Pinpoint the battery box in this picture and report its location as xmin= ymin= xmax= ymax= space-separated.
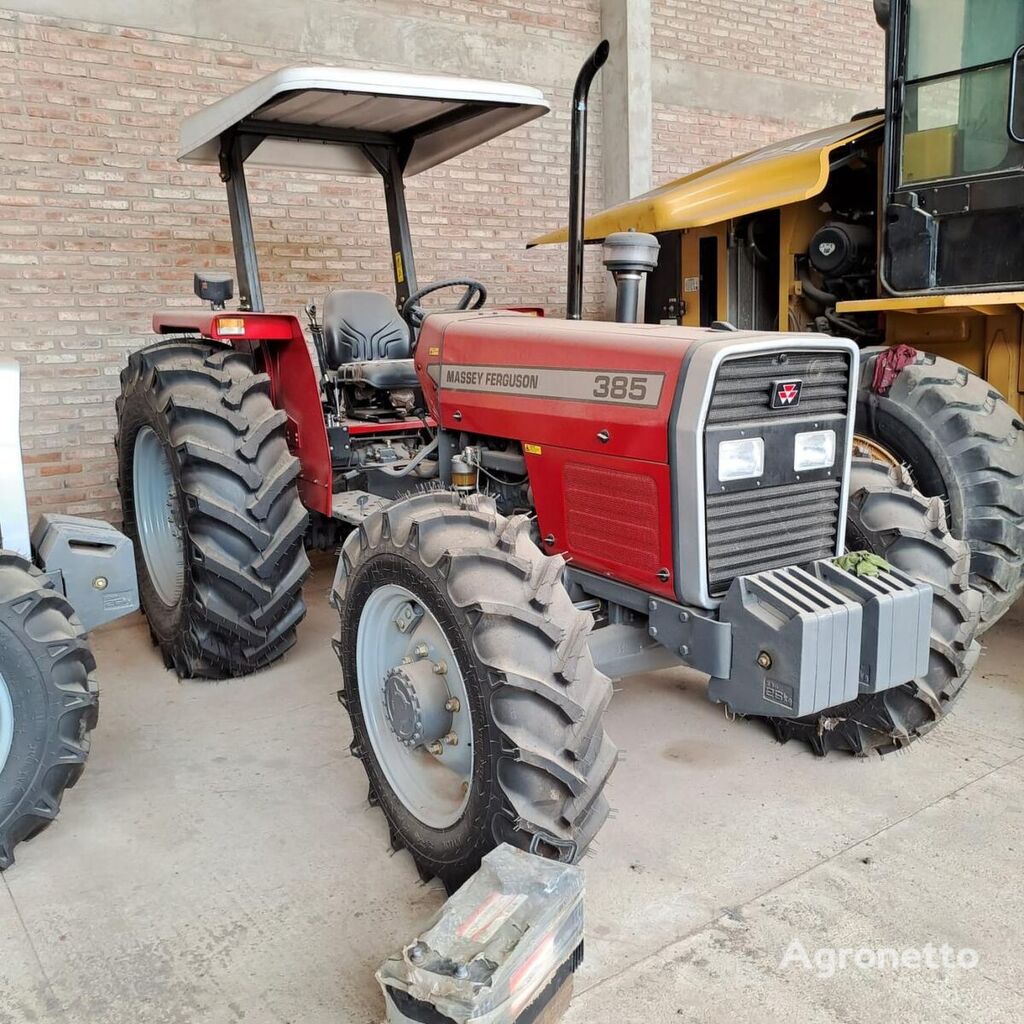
xmin=379 ymin=844 xmax=584 ymax=1024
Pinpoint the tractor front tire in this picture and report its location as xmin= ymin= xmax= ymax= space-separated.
xmin=332 ymin=492 xmax=617 ymax=892
xmin=768 ymin=459 xmax=981 ymax=756
xmin=857 ymin=350 xmax=1024 ymax=631
xmin=0 ymin=551 xmax=98 ymax=869
xmin=116 ymin=339 xmax=310 ymax=679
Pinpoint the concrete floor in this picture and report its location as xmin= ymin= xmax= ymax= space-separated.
xmin=2 ymin=557 xmax=1023 ymax=1024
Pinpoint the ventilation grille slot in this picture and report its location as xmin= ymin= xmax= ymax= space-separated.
xmin=705 ymin=478 xmax=842 ymax=596
xmin=564 ymin=463 xmax=661 ymax=573
xmin=707 ymin=351 xmax=850 ymax=425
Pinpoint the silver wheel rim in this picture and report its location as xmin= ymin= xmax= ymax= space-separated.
xmin=356 ymin=583 xmax=474 ymax=828
xmin=133 ymin=425 xmax=185 ymax=607
xmin=0 ymin=668 xmax=14 ymax=776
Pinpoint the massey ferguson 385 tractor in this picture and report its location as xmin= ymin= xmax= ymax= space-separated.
xmin=534 ymin=1 xmax=1024 ymax=635
xmin=119 ymin=50 xmax=980 ymax=889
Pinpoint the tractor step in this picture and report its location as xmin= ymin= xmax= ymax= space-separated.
xmin=332 ymin=490 xmax=392 ymax=525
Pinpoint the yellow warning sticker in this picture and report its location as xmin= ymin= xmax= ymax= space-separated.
xmin=523 ymin=443 xmax=542 ymax=455
xmin=428 ymin=346 xmax=440 ymax=356
xmin=394 ymin=252 xmax=404 ymax=283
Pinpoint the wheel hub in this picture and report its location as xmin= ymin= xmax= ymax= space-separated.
xmin=132 ymin=425 xmax=185 ymax=607
xmin=356 ymin=583 xmax=474 ymax=828
xmin=0 ymin=667 xmax=13 ymax=776
xmin=852 ymin=432 xmax=905 ymax=472
xmin=383 ymin=661 xmax=453 ymax=748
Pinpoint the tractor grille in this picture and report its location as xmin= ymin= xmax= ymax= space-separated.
xmin=706 ymin=350 xmax=851 ymax=425
xmin=706 ymin=478 xmax=843 ymax=596
xmin=704 ymin=349 xmax=851 ymax=598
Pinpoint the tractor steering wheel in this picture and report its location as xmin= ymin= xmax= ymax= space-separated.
xmin=401 ymin=278 xmax=487 ymax=330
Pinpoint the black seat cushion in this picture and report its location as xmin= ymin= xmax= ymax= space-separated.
xmin=335 ymin=359 xmax=420 ymax=390
xmin=322 ymin=289 xmax=411 ymax=368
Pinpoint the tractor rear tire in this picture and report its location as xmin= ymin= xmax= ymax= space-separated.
xmin=856 ymin=349 xmax=1024 ymax=632
xmin=332 ymin=491 xmax=617 ymax=892
xmin=0 ymin=551 xmax=98 ymax=869
xmin=116 ymin=338 xmax=310 ymax=679
xmin=768 ymin=459 xmax=981 ymax=756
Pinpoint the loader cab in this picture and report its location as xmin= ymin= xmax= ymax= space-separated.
xmin=880 ymin=0 xmax=1024 ymax=292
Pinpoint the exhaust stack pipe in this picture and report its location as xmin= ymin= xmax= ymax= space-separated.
xmin=566 ymin=39 xmax=609 ymax=320
xmin=603 ymin=231 xmax=660 ymax=323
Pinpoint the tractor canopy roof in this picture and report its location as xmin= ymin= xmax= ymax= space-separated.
xmin=178 ymin=65 xmax=550 ymax=177
xmin=529 ymin=114 xmax=884 ymax=246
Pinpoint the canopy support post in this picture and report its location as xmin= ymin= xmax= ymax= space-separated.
xmin=219 ymin=132 xmax=264 ymax=313
xmin=365 ymin=144 xmax=418 ymax=312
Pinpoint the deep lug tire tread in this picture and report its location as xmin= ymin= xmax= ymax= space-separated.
xmin=332 ymin=492 xmax=617 ymax=891
xmin=767 ymin=459 xmax=981 ymax=756
xmin=116 ymin=338 xmax=309 ymax=678
xmin=858 ymin=350 xmax=1024 ymax=631
xmin=0 ymin=550 xmax=98 ymax=870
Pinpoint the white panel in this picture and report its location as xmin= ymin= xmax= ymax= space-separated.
xmin=179 ymin=65 xmax=549 ymax=176
xmin=0 ymin=361 xmax=31 ymax=557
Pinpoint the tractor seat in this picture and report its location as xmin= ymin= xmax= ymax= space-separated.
xmin=322 ymin=289 xmax=411 ymax=367
xmin=333 ymin=359 xmax=420 ymax=390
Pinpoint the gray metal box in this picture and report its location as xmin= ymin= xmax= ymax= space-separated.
xmin=31 ymin=514 xmax=139 ymax=631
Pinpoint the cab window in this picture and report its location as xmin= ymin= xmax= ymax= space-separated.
xmin=901 ymin=0 xmax=1024 ymax=184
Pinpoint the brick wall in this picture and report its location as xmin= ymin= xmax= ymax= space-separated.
xmin=651 ymin=106 xmax=811 ymax=185
xmin=0 ymin=5 xmax=604 ymax=522
xmin=650 ymin=0 xmax=885 ymax=178
xmin=0 ymin=1 xmax=885 ymax=525
xmin=651 ymin=0 xmax=883 ymax=85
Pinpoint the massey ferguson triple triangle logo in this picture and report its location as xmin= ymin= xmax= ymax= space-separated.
xmin=771 ymin=379 xmax=802 ymax=408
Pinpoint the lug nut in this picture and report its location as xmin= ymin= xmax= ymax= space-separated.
xmin=433 ymin=661 xmax=448 ymax=675
xmin=414 ymin=642 xmax=429 ymax=659
xmin=427 ymin=741 xmax=444 ymax=755
xmin=756 ymin=651 xmax=773 ymax=670
xmin=443 ymin=732 xmax=458 ymax=746
xmin=409 ymin=942 xmax=427 ymax=964
xmin=444 ymin=697 xmax=460 ymax=713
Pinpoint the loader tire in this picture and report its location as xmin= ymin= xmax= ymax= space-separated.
xmin=768 ymin=459 xmax=980 ymax=756
xmin=332 ymin=491 xmax=617 ymax=892
xmin=857 ymin=349 xmax=1024 ymax=631
xmin=116 ymin=338 xmax=309 ymax=679
xmin=0 ymin=551 xmax=98 ymax=869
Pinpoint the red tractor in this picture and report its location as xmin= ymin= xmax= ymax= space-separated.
xmin=118 ymin=50 xmax=979 ymax=890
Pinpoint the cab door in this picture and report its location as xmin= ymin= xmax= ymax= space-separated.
xmin=882 ymin=0 xmax=1024 ymax=292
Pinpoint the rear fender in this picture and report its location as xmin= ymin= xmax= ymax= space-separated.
xmin=152 ymin=312 xmax=331 ymax=516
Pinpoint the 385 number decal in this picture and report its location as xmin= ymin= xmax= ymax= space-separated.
xmin=593 ymin=374 xmax=649 ymax=402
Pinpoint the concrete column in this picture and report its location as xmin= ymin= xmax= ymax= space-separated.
xmin=600 ymin=0 xmax=653 ymax=209
xmin=599 ymin=0 xmax=653 ymax=316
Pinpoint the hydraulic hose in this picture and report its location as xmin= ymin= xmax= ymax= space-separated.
xmin=377 ymin=436 xmax=440 ymax=478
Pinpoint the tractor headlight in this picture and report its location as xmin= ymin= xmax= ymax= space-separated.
xmin=718 ymin=437 xmax=765 ymax=481
xmin=793 ymin=429 xmax=836 ymax=472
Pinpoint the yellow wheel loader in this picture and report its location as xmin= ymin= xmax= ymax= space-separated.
xmin=533 ymin=0 xmax=1024 ymax=631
